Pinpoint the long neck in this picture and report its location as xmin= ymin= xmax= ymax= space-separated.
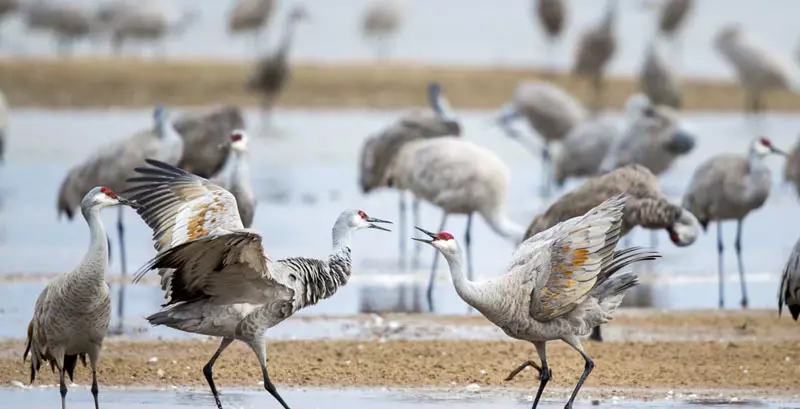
xmin=278 ymin=17 xmax=298 ymax=56
xmin=483 ymin=209 xmax=525 ymax=244
xmin=78 ymin=205 xmax=109 ymax=283
xmin=155 ymin=119 xmax=179 ymax=143
xmin=440 ymin=248 xmax=480 ymax=306
xmin=747 ymin=149 xmax=768 ymax=174
xmin=218 ymin=150 xmax=246 ymax=188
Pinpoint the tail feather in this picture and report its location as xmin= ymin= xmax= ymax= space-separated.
xmin=592 ymin=272 xmax=639 ymax=299
xmin=599 ymin=247 xmax=660 ymax=283
xmin=63 ymin=354 xmax=78 ymax=382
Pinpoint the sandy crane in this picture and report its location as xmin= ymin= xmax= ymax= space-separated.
xmin=779 ymin=237 xmax=800 ymax=320
xmin=57 ymin=106 xmax=183 ymax=331
xmin=124 ymin=159 xmax=391 ymax=409
xmin=683 ymin=137 xmax=787 ymax=308
xmin=227 ymin=0 xmax=275 ymax=53
xmin=386 ymin=120 xmax=525 ymax=311
xmin=494 ymin=80 xmax=587 ymax=196
xmin=640 ymin=0 xmax=693 ymax=64
xmin=210 ymin=130 xmax=256 ymax=228
xmin=96 ymin=0 xmax=197 ymax=57
xmin=639 ymin=37 xmax=682 ymax=109
xmin=715 ymin=24 xmax=797 ymax=121
xmin=361 ymin=0 xmax=403 ymax=61
xmin=246 ymin=4 xmax=309 ymax=131
xmin=23 ymin=0 xmax=98 ymax=56
xmin=784 ymin=135 xmax=800 ymax=197
xmin=524 ymin=165 xmax=699 ymax=340
xmin=174 ymin=105 xmax=246 ymax=179
xmin=0 ymin=89 xmax=7 ymax=164
xmin=413 ymin=195 xmax=660 ymax=409
xmin=599 ymin=93 xmax=696 ymax=177
xmin=572 ymin=0 xmax=617 ymax=114
xmin=24 ymin=186 xmax=138 ymax=409
xmin=359 ymin=82 xmax=460 ymax=268
xmin=532 ymin=0 xmax=566 ymax=74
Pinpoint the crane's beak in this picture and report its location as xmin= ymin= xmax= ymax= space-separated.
xmin=117 ymin=196 xmax=140 ymax=208
xmin=366 ymin=217 xmax=392 ymax=232
xmin=771 ymin=146 xmax=788 ymax=156
xmin=411 ymin=226 xmax=437 ymax=243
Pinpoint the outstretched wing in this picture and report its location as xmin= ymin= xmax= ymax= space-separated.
xmin=528 ymin=195 xmax=627 ymax=321
xmin=134 ymin=231 xmax=289 ymax=305
xmin=123 ymin=158 xmax=244 ymax=253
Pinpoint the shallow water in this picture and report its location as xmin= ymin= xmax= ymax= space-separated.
xmin=1 ymin=0 xmax=800 ymax=79
xmin=0 ymin=386 xmax=794 ymax=409
xmin=0 ymin=107 xmax=798 ymax=336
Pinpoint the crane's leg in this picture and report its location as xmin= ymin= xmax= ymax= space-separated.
xmin=251 ymin=339 xmax=292 ymax=409
xmin=530 ymin=341 xmax=551 ymax=409
xmin=589 ymin=325 xmax=603 ymax=342
xmin=504 ymin=359 xmax=542 ymax=381
xmin=116 ymin=206 xmax=126 ymax=333
xmin=716 ymin=222 xmax=725 ymax=308
xmin=562 ymin=335 xmax=595 ymax=409
xmin=411 ymin=198 xmax=422 ymax=270
xmin=591 ymin=73 xmax=603 ymax=116
xmin=203 ymin=338 xmax=234 ymax=409
xmin=398 ymin=192 xmax=407 ymax=270
xmin=89 ymin=344 xmax=101 ymax=409
xmin=426 ymin=213 xmax=448 ymax=312
xmin=735 ymin=219 xmax=749 ymax=309
xmin=55 ymin=352 xmax=67 ymax=409
xmin=540 ymin=142 xmax=552 ymax=198
xmin=649 ymin=229 xmax=659 ymax=249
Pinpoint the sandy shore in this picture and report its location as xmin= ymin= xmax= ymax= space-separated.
xmin=2 ymin=59 xmax=800 ymax=111
xmin=1 ymin=311 xmax=799 ymax=398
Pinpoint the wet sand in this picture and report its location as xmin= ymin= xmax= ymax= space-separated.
xmin=2 ymin=59 xmax=800 ymax=111
xmin=1 ymin=311 xmax=799 ymax=398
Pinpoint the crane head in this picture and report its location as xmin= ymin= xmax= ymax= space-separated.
xmin=412 ymin=227 xmax=458 ymax=254
xmin=229 ymin=129 xmax=249 ymax=152
xmin=83 ymin=186 xmax=139 ymax=209
xmin=340 ymin=209 xmax=392 ymax=232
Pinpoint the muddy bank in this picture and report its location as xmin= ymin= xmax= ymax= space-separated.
xmin=2 ymin=59 xmax=800 ymax=111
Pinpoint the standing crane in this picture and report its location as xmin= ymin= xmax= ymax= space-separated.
xmin=524 ymin=165 xmax=699 ymax=341
xmin=779 ymin=237 xmax=800 ymax=320
xmin=683 ymin=137 xmax=787 ymax=308
xmin=24 ymin=186 xmax=138 ymax=409
xmin=714 ymin=24 xmax=796 ymax=121
xmin=359 ymin=82 xmax=460 ymax=268
xmin=493 ymin=80 xmax=587 ymax=196
xmin=125 ymin=159 xmax=391 ymax=409
xmin=532 ymin=0 xmax=566 ymax=75
xmin=98 ymin=0 xmax=197 ymax=57
xmin=227 ymin=0 xmax=275 ymax=53
xmin=174 ymin=105 xmax=246 ymax=179
xmin=23 ymin=0 xmax=97 ymax=56
xmin=361 ymin=0 xmax=403 ymax=61
xmin=572 ymin=0 xmax=617 ymax=114
xmin=413 ymin=195 xmax=660 ymax=409
xmin=246 ymin=4 xmax=309 ymax=131
xmin=210 ymin=130 xmax=256 ymax=228
xmin=56 ymin=106 xmax=183 ymax=332
xmin=639 ymin=37 xmax=682 ymax=109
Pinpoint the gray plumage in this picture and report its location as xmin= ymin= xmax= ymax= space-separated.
xmin=640 ymin=38 xmax=682 ymax=109
xmin=533 ymin=0 xmax=566 ymax=73
xmin=779 ymin=237 xmax=800 ymax=320
xmin=415 ymin=195 xmax=660 ymax=409
xmin=210 ymin=130 xmax=256 ymax=228
xmin=361 ymin=0 xmax=403 ymax=61
xmin=527 ymin=164 xmax=699 ymax=246
xmin=126 ymin=159 xmax=391 ymax=409
xmin=714 ymin=24 xmax=796 ymax=115
xmin=23 ymin=0 xmax=98 ymax=55
xmin=228 ymin=0 xmax=274 ymax=36
xmin=553 ymin=118 xmax=619 ymax=187
xmin=682 ymin=137 xmax=787 ymax=308
xmin=572 ymin=0 xmax=617 ymax=113
xmin=174 ymin=105 xmax=246 ymax=179
xmin=24 ymin=186 xmax=136 ymax=409
xmin=600 ymin=94 xmax=695 ymax=176
xmin=246 ymin=5 xmax=308 ymax=128
xmin=657 ymin=0 xmax=692 ymax=37
xmin=98 ymin=0 xmax=196 ymax=56
xmin=785 ymin=135 xmax=800 ymax=196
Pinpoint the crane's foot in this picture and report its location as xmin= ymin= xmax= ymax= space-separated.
xmin=504 ymin=360 xmax=542 ymax=381
xmin=740 ymin=298 xmax=749 ymax=309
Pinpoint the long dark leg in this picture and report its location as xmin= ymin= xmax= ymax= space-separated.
xmin=89 ymin=345 xmax=101 ymax=409
xmin=735 ymin=219 xmax=749 ymax=309
xmin=59 ymin=362 xmax=67 ymax=409
xmin=411 ymin=198 xmax=422 ymax=270
xmin=426 ymin=213 xmax=448 ymax=312
xmin=530 ymin=342 xmax=550 ymax=409
xmin=717 ymin=222 xmax=725 ymax=308
xmin=203 ymin=338 xmax=234 ymax=409
xmin=116 ymin=207 xmax=126 ymax=333
xmin=589 ymin=325 xmax=603 ymax=342
xmin=540 ymin=143 xmax=551 ymax=198
xmin=504 ymin=360 xmax=542 ymax=381
xmin=562 ymin=336 xmax=595 ymax=409
xmin=252 ymin=340 xmax=292 ymax=409
xmin=398 ymin=192 xmax=407 ymax=270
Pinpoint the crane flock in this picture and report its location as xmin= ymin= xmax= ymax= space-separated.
xmin=7 ymin=2 xmax=800 ymax=409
